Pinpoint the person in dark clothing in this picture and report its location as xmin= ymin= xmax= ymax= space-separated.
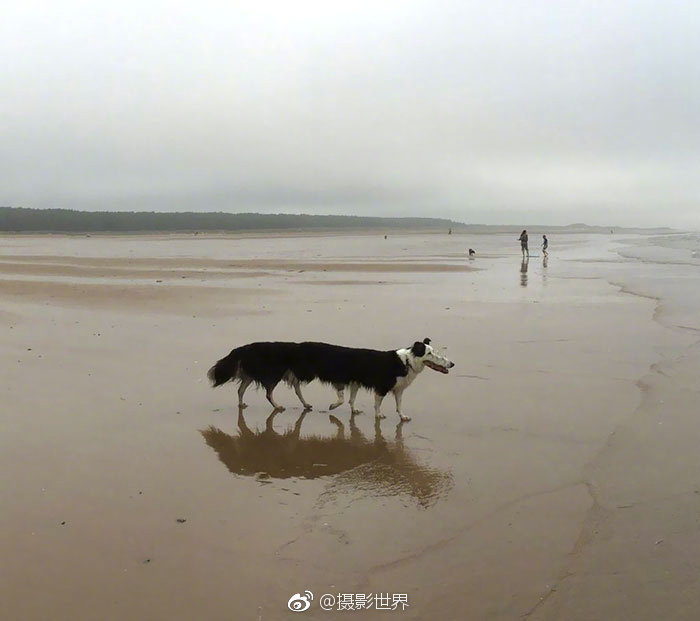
xmin=518 ymin=230 xmax=529 ymax=257
xmin=542 ymin=234 xmax=549 ymax=257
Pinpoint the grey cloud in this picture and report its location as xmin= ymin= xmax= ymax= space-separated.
xmin=1 ymin=0 xmax=698 ymax=227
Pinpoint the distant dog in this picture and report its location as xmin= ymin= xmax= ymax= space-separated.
xmin=468 ymin=248 xmax=476 ymax=256
xmin=207 ymin=338 xmax=454 ymax=421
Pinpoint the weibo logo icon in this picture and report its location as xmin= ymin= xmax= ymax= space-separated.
xmin=287 ymin=590 xmax=313 ymax=612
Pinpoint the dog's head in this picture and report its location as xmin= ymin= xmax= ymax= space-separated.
xmin=409 ymin=337 xmax=454 ymax=374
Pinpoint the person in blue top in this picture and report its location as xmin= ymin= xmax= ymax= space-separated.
xmin=542 ymin=234 xmax=549 ymax=257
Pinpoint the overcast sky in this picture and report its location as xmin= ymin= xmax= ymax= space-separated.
xmin=2 ymin=1 xmax=698 ymax=227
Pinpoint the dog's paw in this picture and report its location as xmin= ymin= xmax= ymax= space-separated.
xmin=239 ymin=403 xmax=248 ymax=409
xmin=399 ymin=415 xmax=412 ymax=422
xmin=375 ymin=413 xmax=386 ymax=420
xmin=328 ymin=402 xmax=342 ymax=410
xmin=351 ymin=408 xmax=363 ymax=415
xmin=303 ymin=404 xmax=313 ymax=411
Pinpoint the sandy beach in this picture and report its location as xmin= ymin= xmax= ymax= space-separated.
xmin=1 ymin=231 xmax=699 ymax=620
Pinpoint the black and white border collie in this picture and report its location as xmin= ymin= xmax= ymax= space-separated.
xmin=207 ymin=338 xmax=454 ymax=421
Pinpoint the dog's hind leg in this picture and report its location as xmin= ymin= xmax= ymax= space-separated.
xmin=237 ymin=377 xmax=252 ymax=409
xmin=393 ymin=387 xmax=410 ymax=422
xmin=292 ymin=380 xmax=312 ymax=410
xmin=265 ymin=383 xmax=285 ymax=411
xmin=374 ymin=393 xmax=386 ymax=419
xmin=329 ymin=384 xmax=345 ymax=410
xmin=348 ymin=383 xmax=362 ymax=415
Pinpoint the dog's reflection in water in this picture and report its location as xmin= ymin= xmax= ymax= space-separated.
xmin=201 ymin=408 xmax=452 ymax=507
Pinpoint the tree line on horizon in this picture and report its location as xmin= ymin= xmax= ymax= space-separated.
xmin=0 ymin=207 xmax=460 ymax=233
xmin=0 ymin=206 xmax=668 ymax=234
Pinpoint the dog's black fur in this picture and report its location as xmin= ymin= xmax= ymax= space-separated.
xmin=208 ymin=341 xmax=411 ymax=398
xmin=207 ymin=338 xmax=453 ymax=418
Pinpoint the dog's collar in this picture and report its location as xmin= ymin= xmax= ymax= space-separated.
xmin=398 ymin=349 xmax=417 ymax=374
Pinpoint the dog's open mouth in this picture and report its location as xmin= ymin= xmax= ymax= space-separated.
xmin=424 ymin=360 xmax=450 ymax=374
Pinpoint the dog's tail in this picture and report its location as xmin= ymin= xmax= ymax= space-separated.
xmin=207 ymin=349 xmax=241 ymax=387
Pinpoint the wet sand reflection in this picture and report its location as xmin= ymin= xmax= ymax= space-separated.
xmin=520 ymin=257 xmax=529 ymax=287
xmin=201 ymin=408 xmax=452 ymax=507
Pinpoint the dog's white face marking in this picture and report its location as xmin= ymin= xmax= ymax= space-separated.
xmin=397 ymin=342 xmax=454 ymax=379
xmin=420 ymin=344 xmax=454 ymax=374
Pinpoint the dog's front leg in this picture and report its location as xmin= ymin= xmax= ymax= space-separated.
xmin=348 ymin=383 xmax=362 ymax=415
xmin=293 ymin=381 xmax=312 ymax=410
xmin=393 ymin=388 xmax=410 ymax=422
xmin=329 ymin=386 xmax=345 ymax=410
xmin=374 ymin=393 xmax=386 ymax=419
xmin=265 ymin=385 xmax=285 ymax=411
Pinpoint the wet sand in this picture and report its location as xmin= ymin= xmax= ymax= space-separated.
xmin=1 ymin=232 xmax=699 ymax=620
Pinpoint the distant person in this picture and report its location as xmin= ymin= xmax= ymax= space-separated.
xmin=518 ymin=229 xmax=529 ymax=257
xmin=468 ymin=248 xmax=476 ymax=257
xmin=542 ymin=234 xmax=548 ymax=257
xmin=448 ymin=228 xmax=452 ymax=235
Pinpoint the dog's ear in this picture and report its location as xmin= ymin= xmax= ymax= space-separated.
xmin=423 ymin=337 xmax=431 ymax=345
xmin=411 ymin=341 xmax=427 ymax=357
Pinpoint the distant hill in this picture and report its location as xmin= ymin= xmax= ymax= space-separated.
xmin=0 ymin=207 xmax=462 ymax=233
xmin=0 ymin=206 xmax=673 ymax=234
